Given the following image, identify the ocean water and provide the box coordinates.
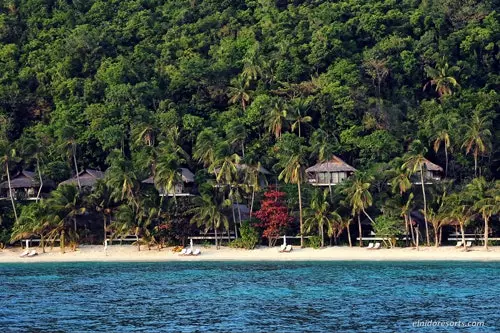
[0,261,499,332]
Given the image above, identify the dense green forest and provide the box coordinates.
[0,0,498,250]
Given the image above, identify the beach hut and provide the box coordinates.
[0,170,55,201]
[306,156,356,186]
[59,169,105,188]
[412,159,443,184]
[142,168,195,196]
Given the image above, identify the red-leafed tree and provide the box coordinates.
[254,188,292,246]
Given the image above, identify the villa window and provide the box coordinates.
[331,172,339,184]
[338,172,347,182]
[318,172,329,184]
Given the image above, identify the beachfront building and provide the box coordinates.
[59,169,105,188]
[0,170,55,201]
[306,156,356,186]
[412,158,443,184]
[142,168,196,196]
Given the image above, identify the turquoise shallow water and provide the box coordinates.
[0,261,499,332]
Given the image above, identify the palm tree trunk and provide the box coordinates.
[241,142,245,158]
[60,230,65,254]
[420,165,430,246]
[320,222,324,248]
[250,187,255,218]
[6,162,18,222]
[444,146,448,178]
[103,215,107,245]
[439,228,443,246]
[36,157,43,202]
[404,215,409,247]
[362,208,375,224]
[415,226,419,251]
[434,226,439,247]
[214,222,218,250]
[73,217,77,232]
[474,152,478,178]
[358,214,363,247]
[231,203,237,238]
[460,222,466,251]
[73,145,81,189]
[41,235,45,253]
[136,233,140,251]
[297,181,304,248]
[484,215,489,251]
[347,221,352,247]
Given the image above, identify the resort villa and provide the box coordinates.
[0,170,55,201]
[306,155,356,186]
[412,158,444,184]
[142,168,196,196]
[59,169,105,188]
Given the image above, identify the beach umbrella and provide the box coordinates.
[283,235,287,246]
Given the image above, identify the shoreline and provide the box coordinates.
[2,245,500,263]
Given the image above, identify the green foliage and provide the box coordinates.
[372,215,404,248]
[229,221,259,250]
[307,235,322,249]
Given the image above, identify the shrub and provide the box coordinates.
[307,235,322,249]
[229,222,259,249]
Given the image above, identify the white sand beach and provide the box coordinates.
[1,245,500,263]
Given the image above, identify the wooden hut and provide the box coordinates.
[59,169,105,188]
[0,170,55,200]
[413,158,443,184]
[306,156,356,186]
[142,168,195,196]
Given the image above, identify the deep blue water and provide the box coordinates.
[0,261,499,333]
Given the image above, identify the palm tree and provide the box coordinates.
[329,214,351,247]
[18,135,47,202]
[226,120,248,157]
[462,112,491,178]
[279,153,306,247]
[105,154,139,208]
[11,203,52,253]
[341,173,375,247]
[432,113,456,178]
[0,141,18,222]
[468,178,499,250]
[443,193,473,251]
[87,180,114,244]
[46,184,86,253]
[60,125,81,189]
[189,194,229,250]
[287,99,312,138]
[403,141,431,246]
[304,190,334,247]
[227,77,252,112]
[423,60,460,97]
[193,129,220,167]
[243,161,267,218]
[265,101,288,139]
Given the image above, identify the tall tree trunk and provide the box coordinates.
[103,215,107,245]
[439,228,443,246]
[404,214,409,247]
[362,208,375,224]
[347,221,352,247]
[415,226,419,251]
[73,217,77,232]
[73,145,81,190]
[484,215,489,251]
[420,165,430,246]
[297,181,304,248]
[358,214,363,247]
[434,226,439,247]
[241,142,245,158]
[6,163,18,222]
[60,230,65,254]
[249,187,255,218]
[444,146,448,178]
[214,221,218,250]
[409,219,415,247]
[36,157,43,202]
[460,222,466,251]
[474,152,478,178]
[320,222,324,248]
[41,235,45,253]
[231,203,237,239]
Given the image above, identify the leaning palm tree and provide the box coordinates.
[403,141,431,246]
[46,184,86,253]
[442,193,474,251]
[59,125,81,189]
[11,202,52,253]
[105,155,139,208]
[18,135,46,202]
[279,153,306,247]
[341,173,375,247]
[432,113,456,178]
[462,112,491,178]
[189,194,229,250]
[87,180,115,244]
[193,129,220,167]
[0,141,18,222]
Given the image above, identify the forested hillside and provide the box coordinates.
[0,0,498,248]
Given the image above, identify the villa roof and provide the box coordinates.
[0,170,55,189]
[423,158,443,172]
[306,156,356,173]
[142,168,195,184]
[59,169,105,187]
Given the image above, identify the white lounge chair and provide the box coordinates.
[280,244,286,252]
[465,241,472,248]
[179,248,187,255]
[27,250,38,257]
[282,245,292,252]
[372,242,381,250]
[366,242,374,249]
[455,241,463,248]
[19,249,30,257]
[184,248,192,256]
[192,248,201,256]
